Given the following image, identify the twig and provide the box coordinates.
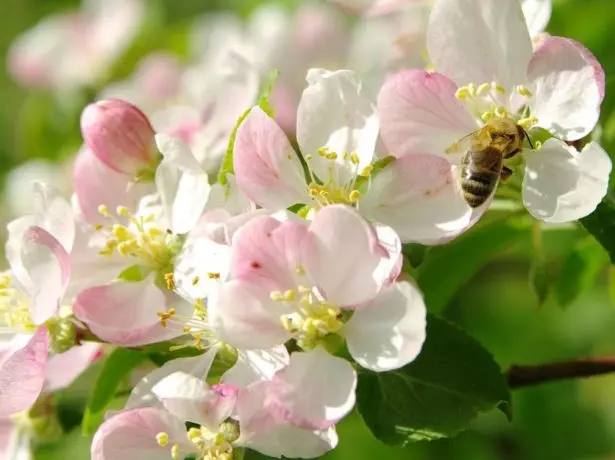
[507,356,615,389]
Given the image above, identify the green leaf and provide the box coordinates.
[357,314,511,446]
[529,258,550,306]
[581,191,615,264]
[555,236,609,307]
[609,266,615,309]
[81,348,149,436]
[217,69,281,186]
[415,215,530,314]
[402,243,429,269]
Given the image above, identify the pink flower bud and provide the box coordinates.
[80,99,157,175]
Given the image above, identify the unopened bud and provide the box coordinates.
[80,99,158,176]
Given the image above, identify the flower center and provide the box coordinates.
[0,275,36,334]
[95,205,182,272]
[157,297,216,351]
[304,147,372,208]
[156,421,239,460]
[455,81,538,129]
[270,267,344,350]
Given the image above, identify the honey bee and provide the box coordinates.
[457,118,530,208]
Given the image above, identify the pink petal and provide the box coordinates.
[360,154,472,242]
[44,342,101,392]
[210,280,291,350]
[231,215,308,291]
[20,226,71,324]
[73,280,180,346]
[427,0,533,90]
[0,328,49,417]
[528,36,605,141]
[233,107,308,209]
[91,407,193,460]
[265,348,356,430]
[222,346,290,388]
[344,281,427,371]
[378,69,476,159]
[73,147,151,223]
[302,205,383,307]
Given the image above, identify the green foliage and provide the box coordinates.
[81,348,149,436]
[415,214,531,314]
[581,191,615,264]
[357,314,511,446]
[555,236,609,308]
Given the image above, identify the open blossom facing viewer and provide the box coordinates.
[378,0,610,223]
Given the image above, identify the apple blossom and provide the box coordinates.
[234,68,472,242]
[378,0,610,223]
[7,0,144,91]
[210,205,426,373]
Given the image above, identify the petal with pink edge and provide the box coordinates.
[360,154,472,242]
[303,205,383,307]
[344,281,427,372]
[528,36,605,141]
[0,328,49,417]
[20,226,71,324]
[91,407,194,460]
[378,69,477,159]
[265,348,356,430]
[297,69,379,186]
[127,349,218,410]
[209,280,291,350]
[523,140,611,223]
[31,182,75,252]
[44,342,101,392]
[233,107,308,209]
[231,216,308,291]
[222,346,290,388]
[427,0,533,90]
[74,280,181,346]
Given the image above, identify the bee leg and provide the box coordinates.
[504,148,521,159]
[500,166,513,181]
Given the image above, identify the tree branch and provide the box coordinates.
[507,356,615,389]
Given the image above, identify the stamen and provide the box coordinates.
[164,273,176,290]
[476,83,489,96]
[171,444,180,459]
[98,205,110,217]
[157,308,176,328]
[516,85,533,97]
[156,432,169,447]
[491,82,506,94]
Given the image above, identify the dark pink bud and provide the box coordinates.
[80,99,157,175]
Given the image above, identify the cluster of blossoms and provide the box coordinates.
[0,0,610,458]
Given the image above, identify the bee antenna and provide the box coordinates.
[521,127,534,150]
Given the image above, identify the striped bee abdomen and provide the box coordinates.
[460,147,502,208]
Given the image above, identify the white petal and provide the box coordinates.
[44,342,101,392]
[126,348,218,410]
[528,36,604,141]
[521,0,551,37]
[523,140,611,223]
[266,348,356,430]
[360,154,472,242]
[344,281,427,372]
[31,182,75,252]
[222,346,290,388]
[427,0,533,89]
[155,134,210,234]
[303,205,383,307]
[297,69,378,185]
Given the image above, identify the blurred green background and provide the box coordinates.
[4,0,615,459]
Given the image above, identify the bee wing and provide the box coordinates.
[447,127,492,154]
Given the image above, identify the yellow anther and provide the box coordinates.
[98,205,110,217]
[494,106,508,118]
[359,165,373,177]
[157,308,176,327]
[213,432,225,445]
[349,190,361,202]
[147,227,163,238]
[94,224,104,231]
[518,116,539,129]
[207,272,221,280]
[298,285,312,294]
[116,206,130,216]
[187,427,201,441]
[516,85,533,97]
[284,289,296,302]
[295,265,305,275]
[117,241,133,256]
[182,326,192,333]
[305,154,313,161]
[192,276,200,285]
[156,432,169,447]
[317,147,329,156]
[491,82,506,94]
[467,83,476,96]
[481,111,495,122]
[112,225,130,239]
[454,87,469,99]
[534,141,542,150]
[270,290,283,301]
[349,152,360,165]
[164,273,176,290]
[281,315,294,331]
[171,444,180,459]
[476,83,489,96]
[326,152,338,160]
